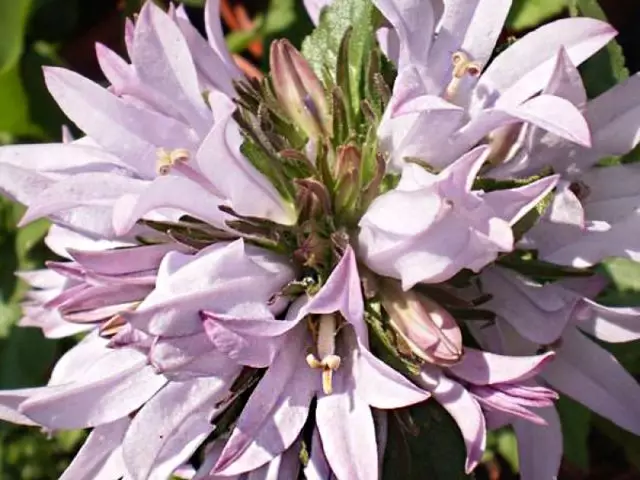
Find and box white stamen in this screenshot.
[306,314,342,395]
[444,52,482,101]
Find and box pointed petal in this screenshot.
[316,370,378,480]
[512,407,563,480]
[298,246,366,341]
[542,328,640,435]
[196,95,296,225]
[133,2,211,133]
[20,352,167,429]
[422,371,486,473]
[44,66,195,178]
[483,174,559,225]
[204,0,241,77]
[111,175,227,235]
[60,417,129,480]
[21,172,144,225]
[482,267,576,344]
[356,340,429,408]
[479,18,616,108]
[449,348,554,385]
[213,325,315,475]
[544,47,587,107]
[371,0,437,68]
[427,0,511,96]
[0,389,39,426]
[574,298,640,343]
[122,377,229,480]
[586,72,640,156]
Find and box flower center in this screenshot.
[305,314,342,395]
[444,52,482,102]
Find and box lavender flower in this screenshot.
[0,0,639,479]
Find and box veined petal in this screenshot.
[44,67,196,178]
[355,338,429,408]
[20,349,168,429]
[586,72,640,156]
[112,175,227,236]
[574,298,640,343]
[21,172,145,226]
[122,377,230,480]
[427,0,511,95]
[197,93,296,225]
[371,0,438,69]
[316,363,378,480]
[512,407,563,480]
[133,2,212,135]
[477,18,616,109]
[448,348,555,386]
[213,324,315,476]
[542,328,640,435]
[420,371,486,473]
[483,174,559,226]
[60,417,129,480]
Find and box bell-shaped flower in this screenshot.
[205,247,429,480]
[358,146,558,288]
[372,0,611,171]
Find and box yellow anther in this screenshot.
[445,52,483,101]
[155,148,191,176]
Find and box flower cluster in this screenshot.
[1,0,640,479]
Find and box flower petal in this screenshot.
[512,407,563,480]
[542,328,640,435]
[448,348,555,386]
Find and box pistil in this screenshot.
[444,52,482,102]
[155,148,224,197]
[306,314,342,394]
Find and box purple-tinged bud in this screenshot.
[380,279,463,366]
[270,39,330,139]
[295,177,332,220]
[334,145,362,215]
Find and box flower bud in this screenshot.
[380,279,462,366]
[333,145,362,216]
[270,39,330,139]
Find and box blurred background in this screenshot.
[0,0,639,478]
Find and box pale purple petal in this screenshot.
[213,325,315,475]
[476,18,616,109]
[196,94,296,225]
[133,2,212,134]
[44,66,196,178]
[427,0,511,99]
[542,328,640,435]
[419,370,486,473]
[512,407,563,480]
[204,0,241,77]
[573,298,640,343]
[449,348,555,386]
[483,175,559,225]
[316,366,378,480]
[371,0,438,68]
[111,175,228,236]
[122,377,230,480]
[60,417,129,480]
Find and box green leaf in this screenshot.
[596,257,640,306]
[301,0,378,115]
[0,66,32,136]
[557,396,591,470]
[570,0,629,98]
[382,401,471,480]
[495,429,519,472]
[0,0,33,73]
[507,0,568,31]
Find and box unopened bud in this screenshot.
[270,39,330,139]
[334,145,362,216]
[380,279,463,366]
